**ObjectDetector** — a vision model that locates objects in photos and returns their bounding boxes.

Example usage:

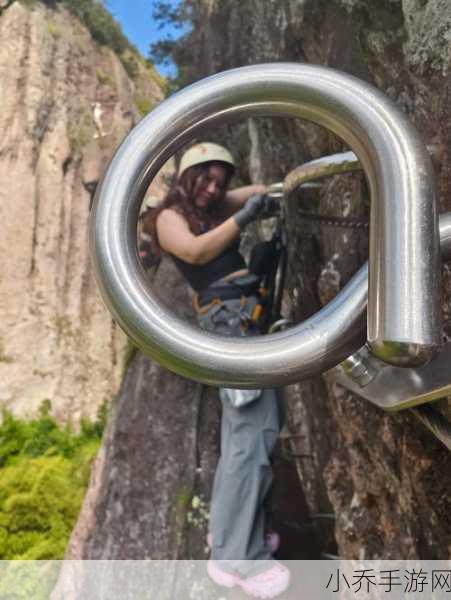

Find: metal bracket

[333,343,451,411]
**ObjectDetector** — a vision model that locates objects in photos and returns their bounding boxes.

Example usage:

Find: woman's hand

[233,194,279,229]
[224,184,268,213]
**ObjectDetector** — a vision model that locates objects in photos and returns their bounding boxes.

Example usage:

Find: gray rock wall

[174,0,451,559]
[64,257,221,561]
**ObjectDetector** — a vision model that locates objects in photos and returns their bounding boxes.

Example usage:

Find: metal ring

[90,63,440,387]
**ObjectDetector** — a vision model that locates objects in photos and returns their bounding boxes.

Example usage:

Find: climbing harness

[90,63,441,388]
[196,296,264,408]
[246,218,288,331]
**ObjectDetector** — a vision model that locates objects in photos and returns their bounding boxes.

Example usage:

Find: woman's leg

[198,298,283,577]
[209,387,282,577]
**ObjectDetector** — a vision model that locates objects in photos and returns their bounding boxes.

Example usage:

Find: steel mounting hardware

[90,63,441,387]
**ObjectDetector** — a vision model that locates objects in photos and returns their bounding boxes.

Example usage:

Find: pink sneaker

[207,560,290,598]
[207,531,280,554]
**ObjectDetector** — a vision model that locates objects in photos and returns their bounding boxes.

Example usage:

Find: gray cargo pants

[197,297,283,576]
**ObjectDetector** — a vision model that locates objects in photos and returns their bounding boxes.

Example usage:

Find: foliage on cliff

[0,401,106,559]
[149,0,193,91]
[18,0,165,88]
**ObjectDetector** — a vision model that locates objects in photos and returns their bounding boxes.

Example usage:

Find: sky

[105,0,185,77]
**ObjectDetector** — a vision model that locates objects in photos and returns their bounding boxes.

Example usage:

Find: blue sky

[105,0,185,77]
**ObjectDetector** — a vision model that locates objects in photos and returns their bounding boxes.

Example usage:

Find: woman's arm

[156,209,241,265]
[223,184,267,214]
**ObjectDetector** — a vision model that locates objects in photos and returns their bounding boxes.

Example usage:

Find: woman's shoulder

[156,207,188,228]
[158,206,184,218]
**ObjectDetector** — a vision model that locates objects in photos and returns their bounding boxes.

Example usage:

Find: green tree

[149,0,193,92]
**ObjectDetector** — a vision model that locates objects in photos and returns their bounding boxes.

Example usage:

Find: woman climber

[149,142,291,598]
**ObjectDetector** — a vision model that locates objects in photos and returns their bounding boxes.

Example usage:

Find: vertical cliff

[168,0,451,559]
[0,1,165,421]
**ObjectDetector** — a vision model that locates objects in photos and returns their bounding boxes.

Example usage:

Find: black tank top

[172,237,246,292]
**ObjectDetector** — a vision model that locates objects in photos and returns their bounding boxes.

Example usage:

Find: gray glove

[233,194,278,229]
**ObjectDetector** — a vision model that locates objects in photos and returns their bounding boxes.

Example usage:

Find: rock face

[0,2,164,420]
[170,0,451,558]
[63,257,221,561]
[20,0,449,565]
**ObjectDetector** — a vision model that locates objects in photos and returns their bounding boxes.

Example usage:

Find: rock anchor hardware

[283,151,451,413]
[283,151,451,449]
[90,63,441,388]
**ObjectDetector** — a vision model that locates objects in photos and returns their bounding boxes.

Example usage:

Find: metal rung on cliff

[279,149,451,449]
[90,63,442,390]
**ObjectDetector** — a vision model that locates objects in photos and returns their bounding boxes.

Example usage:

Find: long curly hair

[148,161,234,256]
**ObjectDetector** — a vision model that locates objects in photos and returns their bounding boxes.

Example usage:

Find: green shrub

[67,106,93,154]
[96,69,113,87]
[0,340,14,364]
[21,1,165,92]
[19,0,38,9]
[0,401,107,559]
[46,18,60,39]
[0,560,60,600]
[56,0,141,75]
[146,62,167,92]
[122,339,137,378]
[134,95,155,117]
[120,49,140,80]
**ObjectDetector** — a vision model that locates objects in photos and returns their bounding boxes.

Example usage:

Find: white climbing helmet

[178,142,235,177]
